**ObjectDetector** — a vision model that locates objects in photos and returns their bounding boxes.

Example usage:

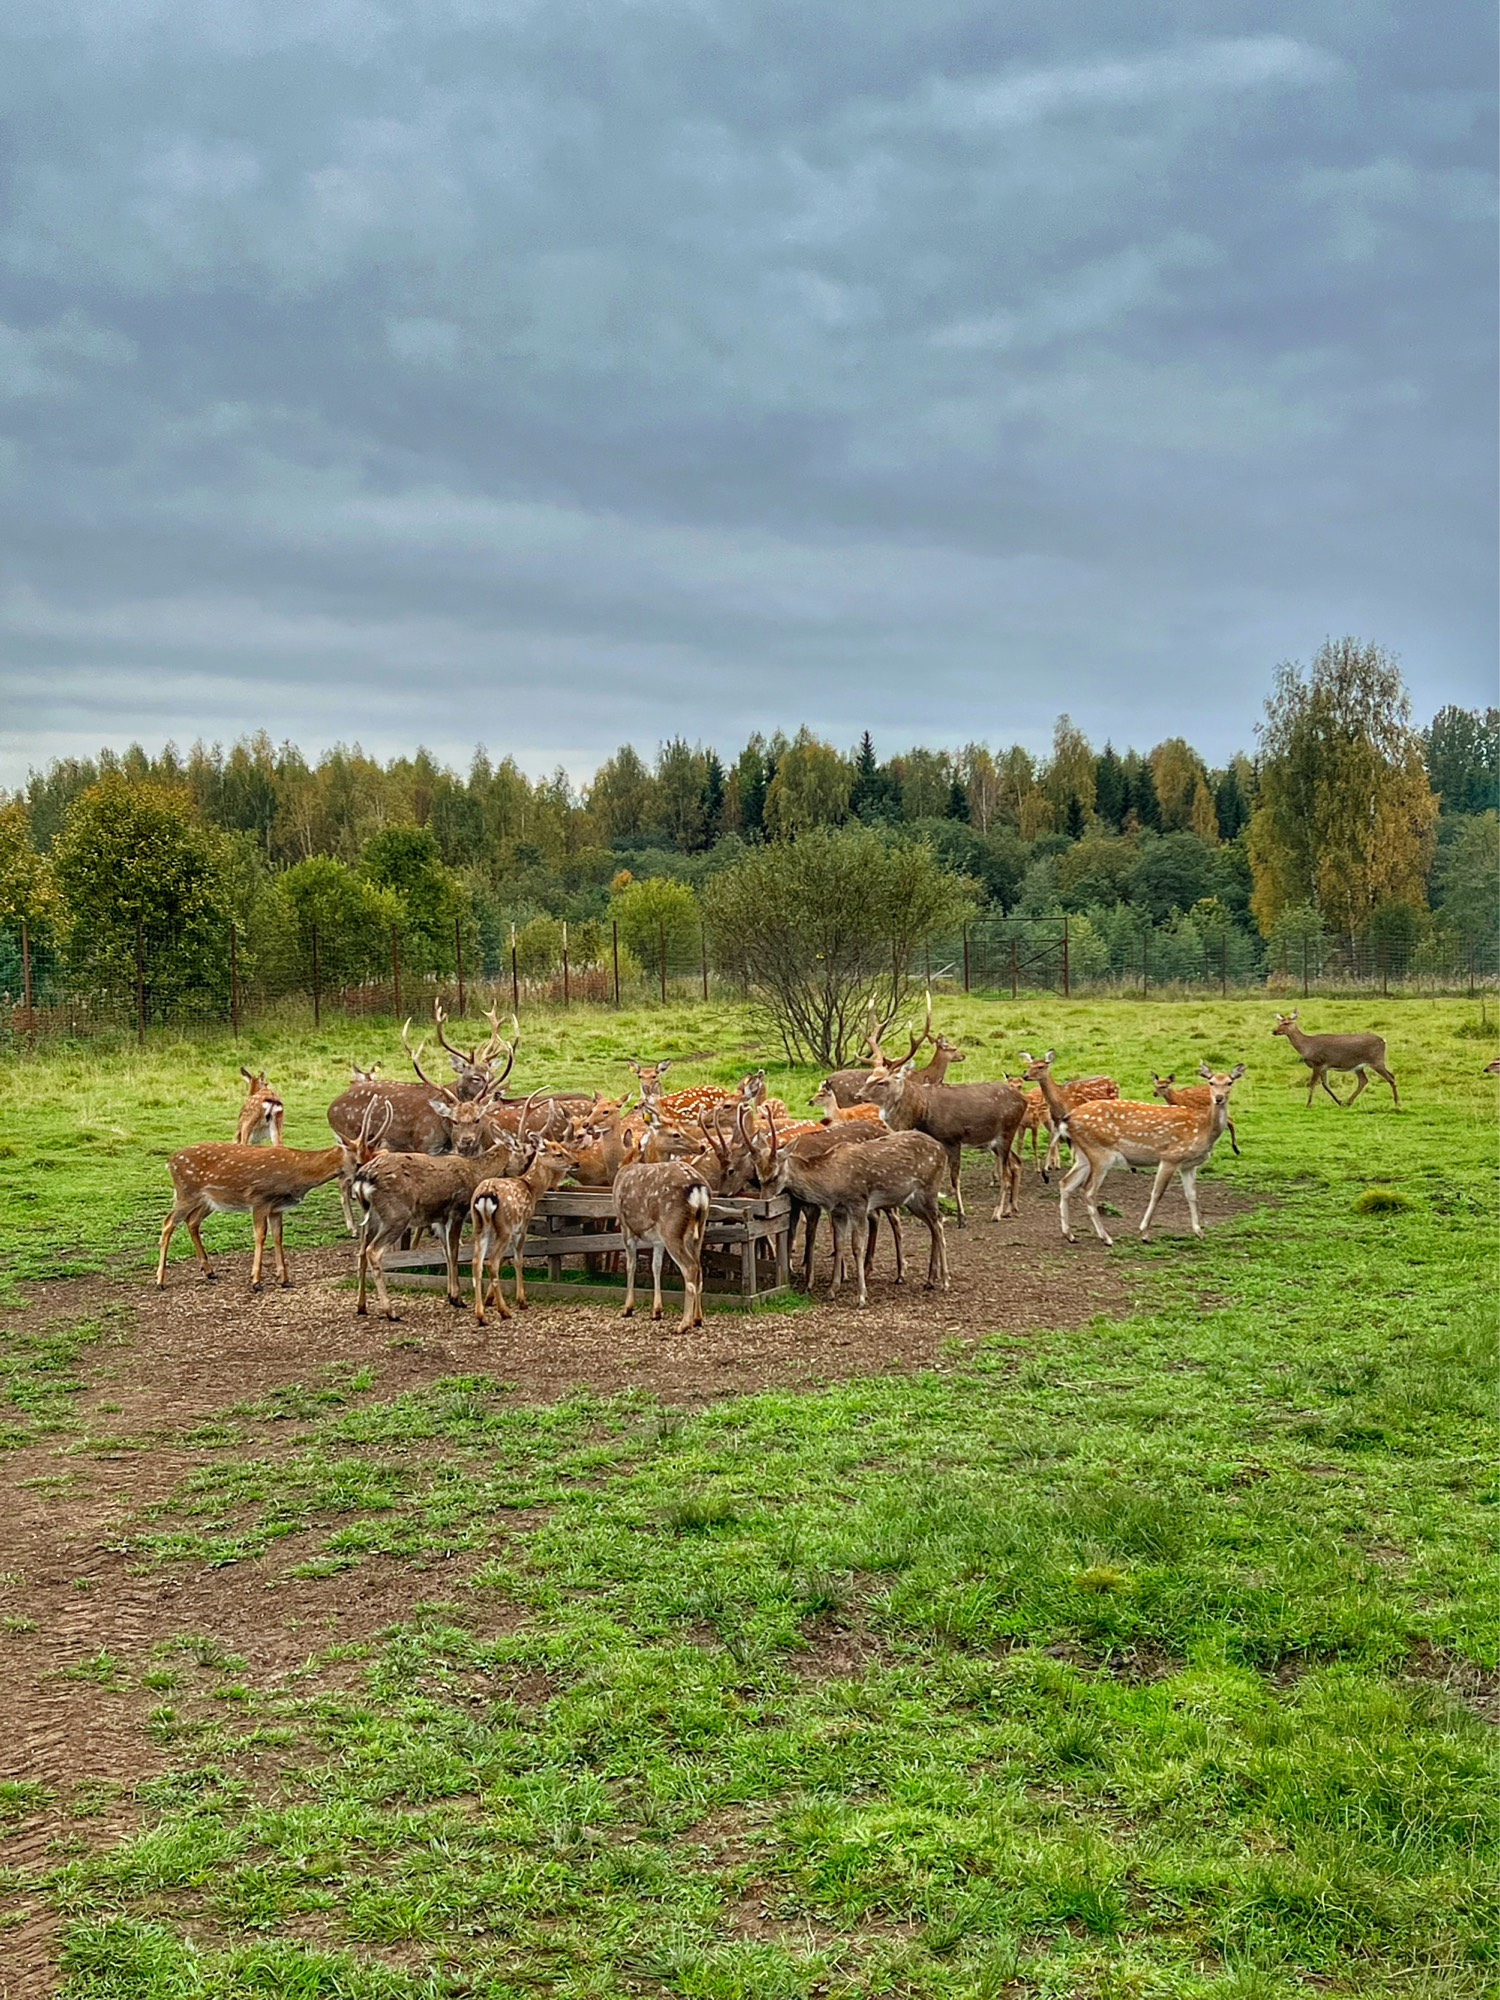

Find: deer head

[1272,1012,1298,1037]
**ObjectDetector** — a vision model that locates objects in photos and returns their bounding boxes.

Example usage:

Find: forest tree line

[0,639,1496,1016]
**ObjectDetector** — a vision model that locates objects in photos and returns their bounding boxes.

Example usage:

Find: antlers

[432,999,519,1089]
[865,991,933,1070]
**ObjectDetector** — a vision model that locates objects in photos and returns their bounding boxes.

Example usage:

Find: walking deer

[158,1100,389,1292]
[1017,1072,1119,1175]
[779,1122,893,1286]
[1023,1052,1242,1247]
[470,1137,577,1324]
[857,1059,1025,1222]
[1272,1011,1399,1108]
[1152,1071,1240,1155]
[235,1070,285,1146]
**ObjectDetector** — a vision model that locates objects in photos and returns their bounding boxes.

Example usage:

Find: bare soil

[0,1173,1248,1997]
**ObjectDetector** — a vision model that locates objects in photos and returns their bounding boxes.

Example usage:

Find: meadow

[0,995,1495,1999]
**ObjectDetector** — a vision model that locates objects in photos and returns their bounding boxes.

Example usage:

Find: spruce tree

[1094,745,1126,829]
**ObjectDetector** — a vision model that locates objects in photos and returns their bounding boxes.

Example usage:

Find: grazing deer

[470,1137,577,1324]
[612,1154,714,1333]
[235,1069,285,1146]
[158,1101,389,1292]
[1023,1052,1242,1247]
[1272,1011,1399,1108]
[857,1056,1025,1222]
[1152,1071,1240,1156]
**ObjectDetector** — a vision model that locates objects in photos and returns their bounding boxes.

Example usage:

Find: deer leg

[250,1212,268,1292]
[370,1240,398,1322]
[1179,1165,1204,1237]
[1138,1161,1177,1240]
[1343,1066,1369,1106]
[1058,1156,1090,1243]
[1318,1067,1345,1106]
[1373,1063,1399,1107]
[621,1236,638,1318]
[356,1225,371,1316]
[947,1144,966,1225]
[1227,1114,1240,1157]
[156,1211,179,1287]
[650,1244,665,1321]
[512,1234,529,1310]
[472,1232,489,1325]
[272,1212,291,1287]
[1082,1159,1116,1246]
[443,1218,465,1308]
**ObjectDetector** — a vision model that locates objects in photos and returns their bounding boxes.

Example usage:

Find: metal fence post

[1302,938,1309,999]
[230,922,240,1037]
[21,917,33,1036]
[562,921,570,1007]
[1220,933,1228,1000]
[612,920,621,1007]
[455,915,465,1016]
[962,925,971,994]
[391,927,402,1017]
[658,919,667,1005]
[510,925,520,1018]
[1142,926,1149,999]
[700,922,709,1002]
[134,917,147,1046]
[1010,936,1018,1001]
[311,923,322,1028]
[1061,915,1070,999]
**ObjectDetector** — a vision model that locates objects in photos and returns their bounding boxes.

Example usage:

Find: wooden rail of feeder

[382,1187,792,1305]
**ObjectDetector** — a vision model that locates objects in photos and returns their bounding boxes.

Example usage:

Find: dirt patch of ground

[5,1176,1250,1432]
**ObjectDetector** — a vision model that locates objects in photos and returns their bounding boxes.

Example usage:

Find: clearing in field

[0,997,1495,1999]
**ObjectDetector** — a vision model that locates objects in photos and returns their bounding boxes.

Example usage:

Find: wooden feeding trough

[383,1187,794,1308]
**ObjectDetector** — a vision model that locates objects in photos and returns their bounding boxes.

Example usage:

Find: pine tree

[1131,755,1162,832]
[1214,763,1248,840]
[1094,745,1127,829]
[701,752,726,843]
[946,778,969,821]
[1065,794,1086,839]
[850,732,887,821]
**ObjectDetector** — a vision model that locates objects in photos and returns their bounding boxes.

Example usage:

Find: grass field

[0,996,1496,1998]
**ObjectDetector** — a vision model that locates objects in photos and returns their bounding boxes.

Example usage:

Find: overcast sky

[1,1,1494,789]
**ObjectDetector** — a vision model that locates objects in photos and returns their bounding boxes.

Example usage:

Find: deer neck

[1034,1070,1068,1124]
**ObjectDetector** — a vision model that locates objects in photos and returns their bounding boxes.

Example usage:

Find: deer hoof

[650,1307,663,1322]
[250,1281,263,1294]
[202,1270,218,1283]
[620,1305,635,1319]
[279,1278,292,1290]
[446,1295,465,1310]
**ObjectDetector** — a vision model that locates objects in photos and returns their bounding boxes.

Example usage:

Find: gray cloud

[0,1,1493,785]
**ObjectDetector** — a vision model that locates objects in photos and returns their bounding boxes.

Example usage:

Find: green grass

[1,998,1496,1996]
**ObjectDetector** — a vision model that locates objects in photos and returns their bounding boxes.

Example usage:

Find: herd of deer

[155,999,1412,1327]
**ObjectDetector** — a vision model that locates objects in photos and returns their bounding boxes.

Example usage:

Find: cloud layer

[1,2,1494,782]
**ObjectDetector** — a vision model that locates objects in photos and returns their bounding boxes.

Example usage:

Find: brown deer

[857,1057,1025,1222]
[470,1137,578,1324]
[1152,1071,1240,1156]
[810,1082,885,1127]
[350,1109,541,1319]
[235,1069,285,1146]
[779,1122,893,1286]
[817,997,963,1105]
[1272,1011,1399,1108]
[328,1008,516,1159]
[157,1100,389,1293]
[1023,1052,1242,1246]
[778,1126,948,1305]
[612,1153,715,1333]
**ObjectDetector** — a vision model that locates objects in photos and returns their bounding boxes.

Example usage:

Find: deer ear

[1230,1063,1246,1080]
[1198,1061,1214,1079]
[431,1099,455,1119]
[1044,1049,1055,1064]
[659,1058,673,1073]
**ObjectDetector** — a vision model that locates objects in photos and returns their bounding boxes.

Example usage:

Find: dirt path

[0,1176,1248,1997]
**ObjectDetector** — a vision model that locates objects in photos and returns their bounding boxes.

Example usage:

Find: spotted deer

[1272,1011,1399,1108]
[328,1007,516,1159]
[1023,1052,1243,1247]
[470,1137,578,1324]
[612,1153,715,1333]
[778,1126,949,1305]
[158,1100,390,1292]
[1016,1072,1119,1175]
[1152,1071,1240,1156]
[235,1069,285,1146]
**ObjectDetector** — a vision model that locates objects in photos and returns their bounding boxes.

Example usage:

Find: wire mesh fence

[1,911,1495,1049]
